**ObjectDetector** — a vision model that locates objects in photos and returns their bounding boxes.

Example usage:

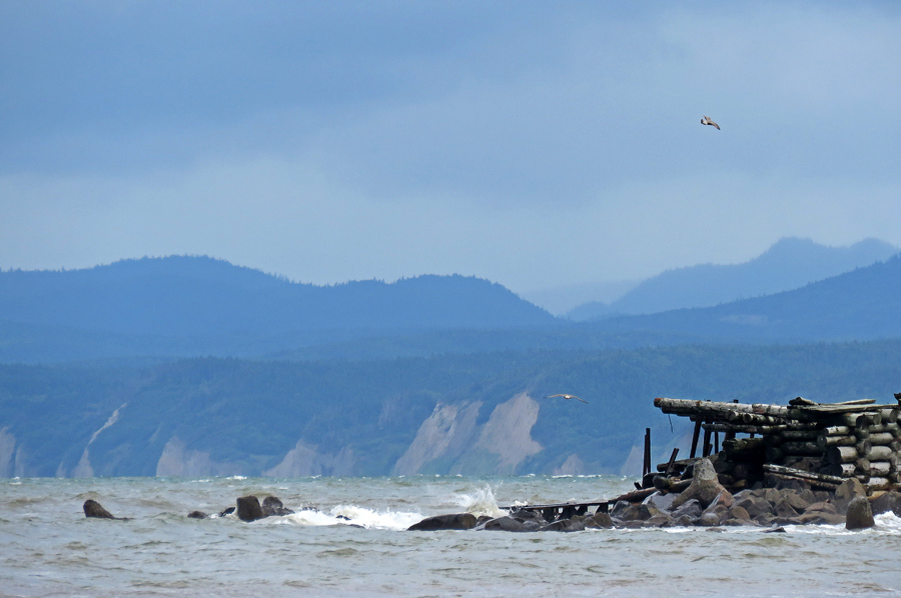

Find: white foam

[263,506,424,530]
[452,485,505,518]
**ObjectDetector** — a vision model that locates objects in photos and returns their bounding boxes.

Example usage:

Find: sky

[2,1,900,312]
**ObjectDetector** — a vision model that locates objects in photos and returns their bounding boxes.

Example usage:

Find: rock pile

[407,459,901,533]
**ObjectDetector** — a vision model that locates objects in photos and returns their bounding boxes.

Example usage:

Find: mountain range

[566,237,898,320]
[4,239,901,479]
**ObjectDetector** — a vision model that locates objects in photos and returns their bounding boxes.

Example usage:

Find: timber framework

[652,396,901,493]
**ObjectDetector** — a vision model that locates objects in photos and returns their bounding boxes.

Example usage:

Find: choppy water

[2,475,900,597]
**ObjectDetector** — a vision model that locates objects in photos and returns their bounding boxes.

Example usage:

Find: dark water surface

[3,475,900,597]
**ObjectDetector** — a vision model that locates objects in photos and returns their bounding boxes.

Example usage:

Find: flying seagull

[701,115,720,130]
[545,394,588,404]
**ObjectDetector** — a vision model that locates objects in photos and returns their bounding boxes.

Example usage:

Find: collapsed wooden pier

[653,396,901,494]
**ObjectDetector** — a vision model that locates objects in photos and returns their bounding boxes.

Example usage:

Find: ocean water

[3,475,900,598]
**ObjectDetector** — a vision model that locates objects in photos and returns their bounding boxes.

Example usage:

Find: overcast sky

[2,1,900,310]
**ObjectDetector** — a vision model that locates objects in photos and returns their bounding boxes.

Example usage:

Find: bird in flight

[700,115,720,130]
[545,394,588,404]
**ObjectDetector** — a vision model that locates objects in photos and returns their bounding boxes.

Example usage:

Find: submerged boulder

[83,499,116,519]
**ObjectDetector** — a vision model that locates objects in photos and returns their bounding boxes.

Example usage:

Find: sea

[3,474,901,598]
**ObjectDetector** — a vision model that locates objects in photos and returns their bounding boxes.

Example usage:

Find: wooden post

[690,419,702,458]
[665,447,680,474]
[643,428,652,478]
[702,426,712,457]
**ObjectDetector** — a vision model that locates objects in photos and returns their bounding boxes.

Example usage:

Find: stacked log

[653,397,901,494]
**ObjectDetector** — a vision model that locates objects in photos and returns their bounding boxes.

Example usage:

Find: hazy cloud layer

[2,1,899,304]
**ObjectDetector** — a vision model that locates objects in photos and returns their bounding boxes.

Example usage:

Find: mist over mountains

[567,237,898,320]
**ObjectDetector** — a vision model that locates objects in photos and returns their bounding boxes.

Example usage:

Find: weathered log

[780,441,825,455]
[822,425,851,436]
[654,398,791,420]
[856,458,872,476]
[762,464,843,488]
[821,463,857,478]
[867,477,892,491]
[881,408,899,424]
[867,445,896,461]
[868,432,896,445]
[828,446,860,464]
[869,461,892,476]
[817,434,857,448]
[723,438,765,452]
[765,446,784,462]
[780,429,821,440]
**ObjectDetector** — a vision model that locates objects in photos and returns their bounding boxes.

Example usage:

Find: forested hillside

[0,256,554,335]
[3,340,900,478]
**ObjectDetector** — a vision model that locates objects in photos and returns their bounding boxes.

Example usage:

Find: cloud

[2,1,900,296]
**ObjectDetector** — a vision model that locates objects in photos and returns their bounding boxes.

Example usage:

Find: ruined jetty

[653,396,901,493]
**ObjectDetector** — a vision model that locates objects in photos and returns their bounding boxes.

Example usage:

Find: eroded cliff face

[0,427,16,478]
[263,440,356,477]
[393,392,544,475]
[155,437,242,477]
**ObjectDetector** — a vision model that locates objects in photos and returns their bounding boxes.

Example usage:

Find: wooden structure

[654,396,901,493]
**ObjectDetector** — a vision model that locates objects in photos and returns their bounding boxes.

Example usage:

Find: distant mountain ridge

[567,237,898,320]
[591,253,901,341]
[0,255,555,337]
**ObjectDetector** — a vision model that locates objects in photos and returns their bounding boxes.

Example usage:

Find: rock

[764,526,786,533]
[609,501,632,519]
[729,505,750,521]
[539,518,585,532]
[481,516,539,532]
[773,498,800,519]
[833,479,867,515]
[781,490,812,512]
[670,458,733,510]
[870,491,901,517]
[83,499,116,519]
[644,491,677,512]
[408,513,478,531]
[591,512,614,528]
[261,496,294,517]
[735,496,774,520]
[187,511,208,519]
[670,499,702,521]
[845,497,875,530]
[236,495,265,522]
[805,501,837,515]
[671,514,695,527]
[698,505,728,527]
[509,509,547,524]
[644,514,672,527]
[219,507,236,517]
